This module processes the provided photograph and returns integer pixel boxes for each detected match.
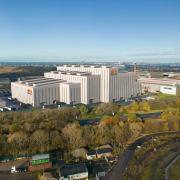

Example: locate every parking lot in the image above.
[0,90,30,112]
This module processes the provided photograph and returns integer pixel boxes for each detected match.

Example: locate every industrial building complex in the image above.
[11,65,140,107]
[138,78,180,95]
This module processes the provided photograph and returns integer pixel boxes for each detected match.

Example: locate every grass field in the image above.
[153,93,176,99]
[0,66,22,74]
[0,78,10,84]
[169,157,180,180]
[0,78,10,89]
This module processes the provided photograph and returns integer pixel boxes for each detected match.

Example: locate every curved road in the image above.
[104,131,180,180]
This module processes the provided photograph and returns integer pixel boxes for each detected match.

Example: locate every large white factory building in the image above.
[11,65,140,107]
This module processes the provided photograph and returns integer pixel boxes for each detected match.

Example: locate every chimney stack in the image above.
[134,63,137,73]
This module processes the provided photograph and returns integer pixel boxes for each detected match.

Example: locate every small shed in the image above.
[86,150,97,160]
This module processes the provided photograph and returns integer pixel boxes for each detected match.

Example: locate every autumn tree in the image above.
[30,129,50,153]
[79,105,89,118]
[140,101,151,111]
[8,131,29,154]
[62,123,85,150]
[129,122,143,138]
[100,115,119,126]
[95,103,119,116]
[129,102,139,112]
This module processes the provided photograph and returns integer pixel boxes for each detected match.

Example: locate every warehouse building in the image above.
[11,78,65,107]
[138,78,180,95]
[11,65,140,107]
[56,65,140,103]
[44,70,101,104]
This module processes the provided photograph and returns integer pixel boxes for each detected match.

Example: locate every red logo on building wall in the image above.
[110,68,118,75]
[27,88,32,95]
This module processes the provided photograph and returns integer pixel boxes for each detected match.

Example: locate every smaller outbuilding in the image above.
[86,150,97,160]
[96,148,112,159]
[59,163,88,180]
[105,156,117,163]
[31,153,50,165]
[29,153,52,172]
[91,160,110,179]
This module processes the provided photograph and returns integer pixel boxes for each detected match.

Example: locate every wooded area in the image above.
[0,96,179,161]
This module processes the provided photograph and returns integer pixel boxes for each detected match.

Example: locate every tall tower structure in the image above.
[134,63,137,73]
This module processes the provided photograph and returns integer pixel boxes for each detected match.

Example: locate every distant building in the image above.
[163,72,180,78]
[29,153,52,172]
[105,156,117,163]
[96,148,112,159]
[86,147,112,160]
[11,65,140,107]
[31,153,50,165]
[91,160,110,179]
[86,150,97,160]
[55,65,140,103]
[59,163,88,180]
[138,78,180,95]
[11,78,65,107]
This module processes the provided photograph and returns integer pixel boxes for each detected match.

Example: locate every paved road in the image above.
[104,131,180,180]
[165,152,180,180]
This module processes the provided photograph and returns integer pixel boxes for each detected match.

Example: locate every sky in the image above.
[0,0,180,62]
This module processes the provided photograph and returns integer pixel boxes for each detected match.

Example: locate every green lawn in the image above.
[153,93,176,99]
[0,78,10,89]
[0,78,10,84]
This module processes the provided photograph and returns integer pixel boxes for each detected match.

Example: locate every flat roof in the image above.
[96,148,112,154]
[92,160,110,173]
[32,153,50,161]
[49,70,93,76]
[16,78,65,87]
[87,150,96,156]
[19,77,52,84]
[57,64,115,69]
[138,78,180,86]
[60,82,80,86]
[21,77,46,83]
[60,163,88,176]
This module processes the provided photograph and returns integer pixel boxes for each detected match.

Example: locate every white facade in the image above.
[59,82,81,104]
[44,71,101,104]
[138,78,180,95]
[56,65,140,102]
[60,172,88,180]
[160,86,177,95]
[11,78,64,107]
[11,65,140,107]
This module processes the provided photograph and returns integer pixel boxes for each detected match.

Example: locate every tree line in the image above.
[0,97,179,160]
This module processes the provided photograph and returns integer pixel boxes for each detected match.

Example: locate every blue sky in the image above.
[0,0,180,62]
